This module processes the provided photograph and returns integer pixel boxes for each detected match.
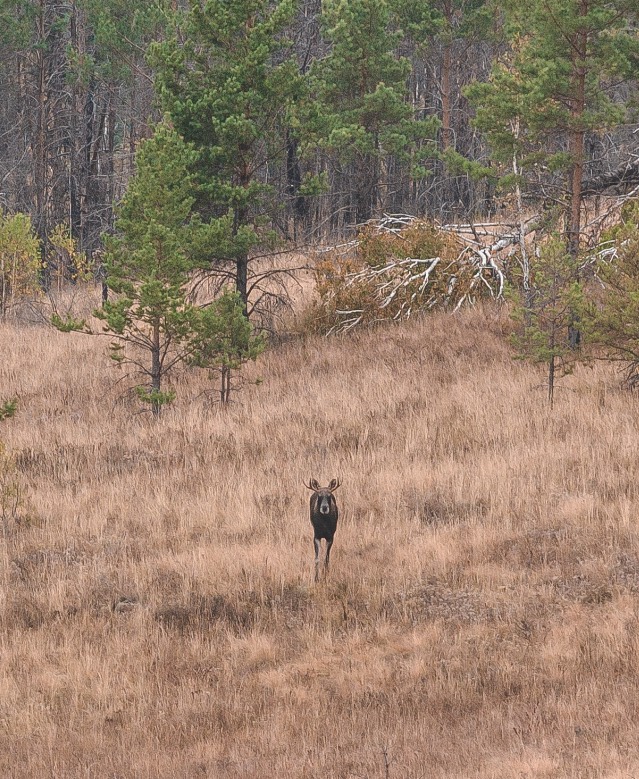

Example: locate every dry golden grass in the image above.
[2,292,639,777]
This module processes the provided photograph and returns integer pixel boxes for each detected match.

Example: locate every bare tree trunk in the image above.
[151,321,162,417]
[567,103,586,259]
[69,1,82,251]
[234,149,251,315]
[220,365,232,404]
[566,5,588,350]
[511,117,532,316]
[354,151,379,224]
[441,41,452,153]
[35,0,49,289]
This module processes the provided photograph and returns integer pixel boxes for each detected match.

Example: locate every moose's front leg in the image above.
[314,537,321,582]
[324,538,334,577]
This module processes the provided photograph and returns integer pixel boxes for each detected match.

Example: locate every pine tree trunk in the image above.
[220,365,231,404]
[69,1,84,256]
[354,151,379,224]
[35,0,49,290]
[235,155,250,315]
[568,125,585,262]
[286,130,307,229]
[441,41,452,153]
[151,321,161,417]
[566,6,588,349]
[567,1,588,259]
[236,251,248,316]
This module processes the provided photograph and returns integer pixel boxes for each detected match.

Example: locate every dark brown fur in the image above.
[305,478,340,581]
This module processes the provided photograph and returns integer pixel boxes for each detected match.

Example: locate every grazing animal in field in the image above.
[305,478,341,581]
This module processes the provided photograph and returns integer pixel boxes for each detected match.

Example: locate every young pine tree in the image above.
[189,291,265,404]
[511,238,584,408]
[466,0,639,260]
[97,122,214,416]
[0,210,41,319]
[584,201,639,386]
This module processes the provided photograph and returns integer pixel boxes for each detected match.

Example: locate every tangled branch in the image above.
[315,214,514,334]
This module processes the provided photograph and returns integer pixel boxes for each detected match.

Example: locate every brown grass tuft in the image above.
[1,293,639,776]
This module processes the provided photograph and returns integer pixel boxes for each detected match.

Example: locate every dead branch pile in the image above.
[312,214,522,334]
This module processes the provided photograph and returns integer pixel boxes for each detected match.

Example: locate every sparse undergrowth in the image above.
[1,295,639,777]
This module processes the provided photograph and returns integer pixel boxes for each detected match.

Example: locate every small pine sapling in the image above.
[583,201,639,386]
[189,291,265,403]
[93,122,207,416]
[0,210,41,319]
[0,399,17,421]
[510,237,584,407]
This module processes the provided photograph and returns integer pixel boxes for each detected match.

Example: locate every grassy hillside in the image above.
[1,300,639,778]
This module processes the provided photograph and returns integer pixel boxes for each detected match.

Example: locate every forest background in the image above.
[1,0,637,280]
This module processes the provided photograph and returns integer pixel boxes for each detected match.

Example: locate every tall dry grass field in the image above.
[2,296,639,778]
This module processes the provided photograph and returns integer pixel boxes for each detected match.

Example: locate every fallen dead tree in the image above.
[310,214,534,334]
[308,192,639,336]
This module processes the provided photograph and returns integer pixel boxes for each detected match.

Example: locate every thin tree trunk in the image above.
[441,41,452,153]
[354,151,379,224]
[511,117,532,316]
[220,365,231,403]
[286,130,307,231]
[151,321,161,417]
[568,124,585,262]
[566,0,588,257]
[69,1,82,251]
[35,0,49,289]
[566,4,588,349]
[235,151,251,315]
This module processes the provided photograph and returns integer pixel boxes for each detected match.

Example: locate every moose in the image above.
[305,478,341,581]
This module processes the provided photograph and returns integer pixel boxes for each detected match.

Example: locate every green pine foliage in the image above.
[75,0,167,83]
[150,0,302,309]
[189,291,266,403]
[510,237,584,407]
[89,121,263,416]
[468,0,639,154]
[0,399,17,421]
[301,0,439,221]
[465,0,639,231]
[0,210,41,318]
[96,122,208,415]
[584,201,639,385]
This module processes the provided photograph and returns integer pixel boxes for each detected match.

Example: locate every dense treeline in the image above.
[2,0,635,263]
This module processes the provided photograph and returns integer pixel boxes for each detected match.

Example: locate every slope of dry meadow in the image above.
[2,298,639,778]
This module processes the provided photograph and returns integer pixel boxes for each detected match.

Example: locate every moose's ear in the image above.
[310,478,320,491]
[329,478,340,491]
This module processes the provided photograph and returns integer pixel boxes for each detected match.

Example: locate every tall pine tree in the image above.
[466,0,639,259]
[304,0,439,224]
[150,0,302,315]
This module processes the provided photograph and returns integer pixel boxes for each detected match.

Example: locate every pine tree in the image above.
[304,0,439,224]
[150,0,302,314]
[189,292,265,404]
[584,201,639,385]
[96,123,211,416]
[466,0,639,259]
[0,210,41,319]
[511,237,584,407]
